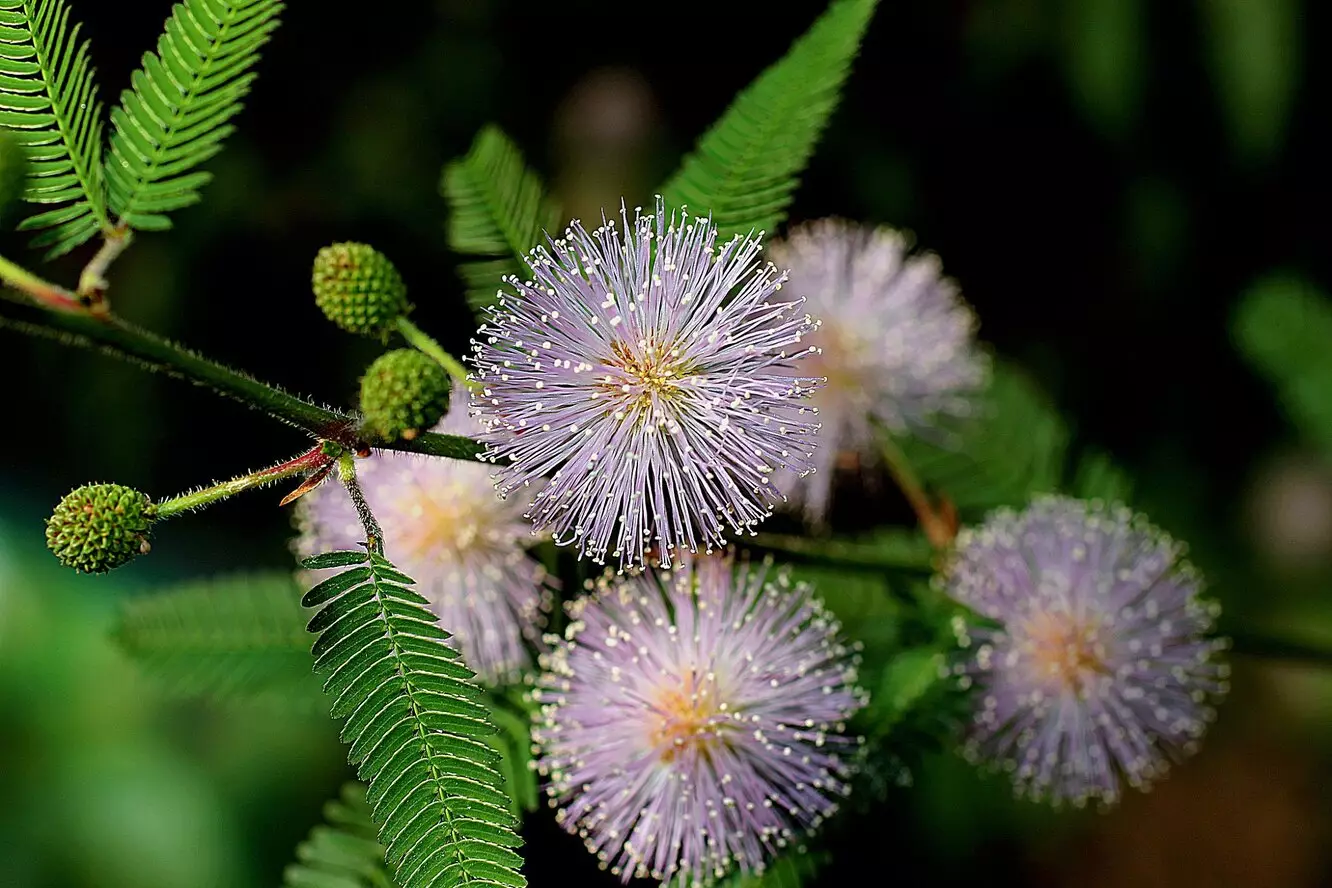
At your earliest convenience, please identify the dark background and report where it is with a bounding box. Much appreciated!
[2,1,1330,886]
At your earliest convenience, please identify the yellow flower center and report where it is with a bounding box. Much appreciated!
[647,669,723,763]
[602,339,691,417]
[391,481,494,563]
[1016,609,1109,695]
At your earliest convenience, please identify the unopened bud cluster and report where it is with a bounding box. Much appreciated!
[359,348,450,442]
[45,483,156,573]
[311,242,409,338]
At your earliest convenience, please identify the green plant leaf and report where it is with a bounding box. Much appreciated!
[284,782,398,888]
[0,0,112,256]
[441,125,561,314]
[658,0,879,241]
[115,571,322,709]
[1201,0,1299,164]
[1233,271,1332,457]
[867,646,944,734]
[105,0,283,231]
[897,361,1069,519]
[302,550,526,888]
[1069,447,1134,505]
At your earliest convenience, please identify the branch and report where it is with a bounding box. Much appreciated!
[0,258,483,462]
[155,444,338,519]
[747,532,936,572]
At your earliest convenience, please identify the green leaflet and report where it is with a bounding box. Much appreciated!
[658,0,880,242]
[441,125,561,314]
[897,361,1070,519]
[116,570,324,710]
[302,551,526,888]
[284,782,398,888]
[106,0,283,231]
[1233,271,1332,458]
[0,0,111,256]
[1069,447,1135,505]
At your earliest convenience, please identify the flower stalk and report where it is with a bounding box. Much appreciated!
[155,444,339,519]
[396,316,476,391]
[877,428,957,549]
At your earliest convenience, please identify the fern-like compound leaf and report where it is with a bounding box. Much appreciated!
[1234,271,1332,457]
[284,782,398,888]
[441,125,561,314]
[115,571,323,710]
[0,0,111,256]
[658,0,879,242]
[302,550,526,888]
[106,0,283,231]
[897,362,1070,519]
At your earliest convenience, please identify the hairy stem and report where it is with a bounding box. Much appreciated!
[0,257,484,461]
[78,227,134,304]
[337,454,384,555]
[156,444,337,519]
[396,316,476,390]
[0,254,88,313]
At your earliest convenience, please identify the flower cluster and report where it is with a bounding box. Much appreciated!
[767,220,987,524]
[532,554,865,884]
[943,495,1230,806]
[468,198,823,570]
[294,387,552,684]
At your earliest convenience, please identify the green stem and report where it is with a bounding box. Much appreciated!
[156,444,336,519]
[0,257,484,462]
[396,316,476,391]
[337,453,384,555]
[877,428,955,549]
[1227,629,1332,668]
[748,532,936,571]
[0,254,87,313]
[78,227,134,304]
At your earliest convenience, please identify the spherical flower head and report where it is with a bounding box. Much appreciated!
[533,554,865,885]
[767,220,988,524]
[295,388,552,684]
[359,348,451,442]
[469,197,823,570]
[46,483,156,573]
[312,242,410,338]
[942,495,1230,807]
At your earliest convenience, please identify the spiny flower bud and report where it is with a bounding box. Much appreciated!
[359,348,451,442]
[312,242,410,338]
[0,129,28,223]
[46,483,156,574]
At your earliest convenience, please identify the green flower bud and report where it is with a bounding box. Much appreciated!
[359,349,451,442]
[0,129,28,224]
[312,242,410,338]
[46,483,156,574]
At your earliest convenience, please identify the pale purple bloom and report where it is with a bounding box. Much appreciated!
[468,198,823,570]
[943,495,1230,806]
[767,220,988,524]
[294,387,552,684]
[532,554,865,885]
